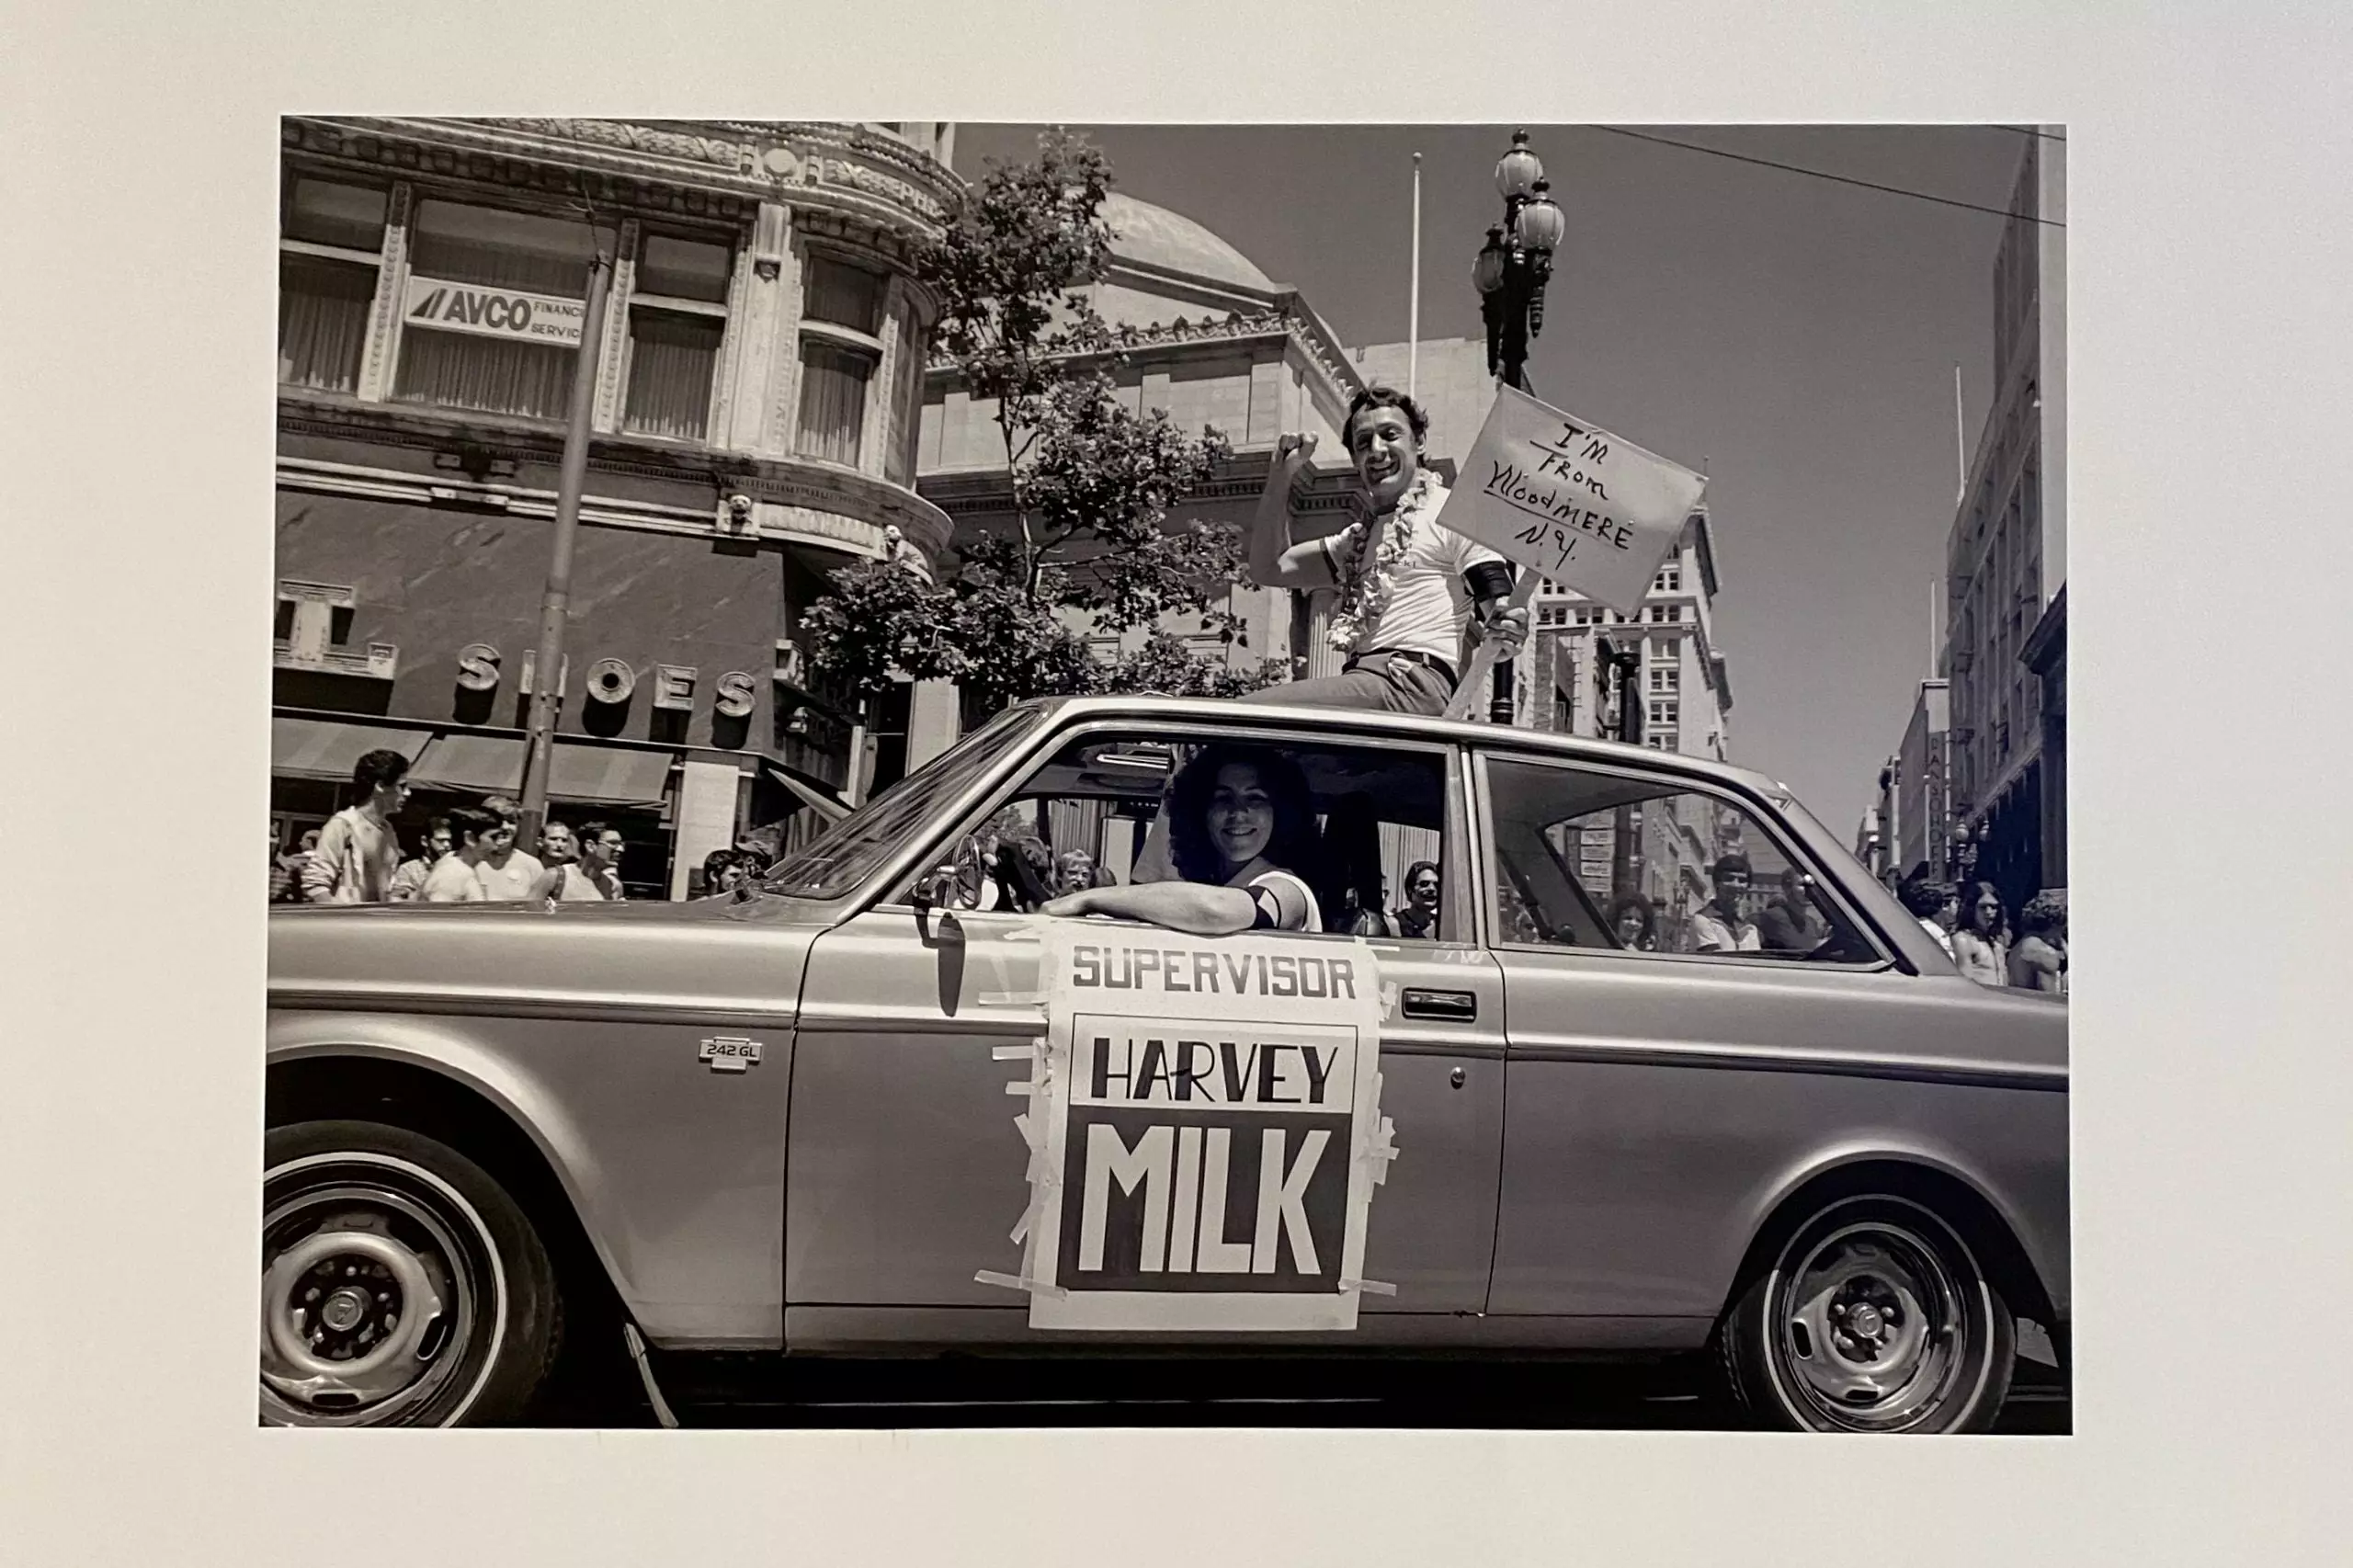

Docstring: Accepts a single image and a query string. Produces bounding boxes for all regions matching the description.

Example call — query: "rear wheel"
[1718,1193,2013,1433]
[261,1119,561,1427]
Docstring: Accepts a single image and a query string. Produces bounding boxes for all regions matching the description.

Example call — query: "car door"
[785,715,1506,1344]
[1472,746,2038,1331]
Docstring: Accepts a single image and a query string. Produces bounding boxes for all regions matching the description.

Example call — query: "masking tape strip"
[1378,983,1400,1020]
[1006,1080,1044,1096]
[992,1044,1040,1061]
[1338,1278,1398,1297]
[974,1269,1067,1299]
[977,992,1046,1007]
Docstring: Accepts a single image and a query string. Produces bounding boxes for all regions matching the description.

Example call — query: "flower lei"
[1327,469,1438,653]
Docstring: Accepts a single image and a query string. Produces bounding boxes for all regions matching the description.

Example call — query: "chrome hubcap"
[1777,1218,1968,1431]
[260,1153,494,1426]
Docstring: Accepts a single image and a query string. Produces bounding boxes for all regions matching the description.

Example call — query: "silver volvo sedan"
[264,696,2068,1433]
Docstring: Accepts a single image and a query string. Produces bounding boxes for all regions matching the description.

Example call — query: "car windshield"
[761,704,1049,899]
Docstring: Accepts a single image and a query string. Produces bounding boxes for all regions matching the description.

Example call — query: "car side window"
[1481,755,1881,965]
[898,726,1456,939]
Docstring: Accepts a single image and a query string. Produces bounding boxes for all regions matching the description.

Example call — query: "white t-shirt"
[421,856,489,903]
[1322,478,1503,665]
[1688,907,1761,953]
[1247,869,1324,934]
[474,848,545,902]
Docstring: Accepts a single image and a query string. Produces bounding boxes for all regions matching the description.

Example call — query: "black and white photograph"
[17,6,2353,1559]
[259,117,2071,1433]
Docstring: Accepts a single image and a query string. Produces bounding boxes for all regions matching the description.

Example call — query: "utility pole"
[517,241,616,853]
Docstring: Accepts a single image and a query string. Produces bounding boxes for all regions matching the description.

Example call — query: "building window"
[796,255,887,467]
[1645,733,1677,752]
[1654,564,1681,592]
[278,176,387,394]
[1649,665,1679,692]
[1649,699,1678,729]
[1651,635,1678,661]
[622,231,732,442]
[393,199,611,422]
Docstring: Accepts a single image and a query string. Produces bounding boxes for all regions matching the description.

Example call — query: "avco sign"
[403,276,587,346]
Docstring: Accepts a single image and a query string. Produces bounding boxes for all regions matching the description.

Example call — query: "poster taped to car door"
[982,922,1397,1331]
[1437,381,1708,617]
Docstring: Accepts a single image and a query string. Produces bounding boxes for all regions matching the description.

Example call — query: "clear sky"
[953,123,2043,841]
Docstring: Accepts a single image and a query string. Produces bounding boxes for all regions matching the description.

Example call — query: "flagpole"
[1407,153,1422,401]
[1952,362,1966,506]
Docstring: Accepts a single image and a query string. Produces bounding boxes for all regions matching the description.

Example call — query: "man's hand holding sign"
[1437,383,1710,721]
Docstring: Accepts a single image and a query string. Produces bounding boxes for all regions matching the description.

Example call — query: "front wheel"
[261,1120,561,1426]
[1718,1194,2014,1433]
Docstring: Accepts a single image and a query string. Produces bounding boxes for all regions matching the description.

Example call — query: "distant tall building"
[1940,129,2066,909]
[1501,509,1733,763]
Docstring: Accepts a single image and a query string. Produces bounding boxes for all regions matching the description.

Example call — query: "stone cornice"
[922,299,1362,403]
[284,116,960,247]
[278,395,950,560]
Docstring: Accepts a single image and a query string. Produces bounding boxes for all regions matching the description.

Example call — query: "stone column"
[1304,587,1344,678]
[355,182,414,403]
[862,275,907,478]
[718,202,793,454]
[591,217,640,435]
[906,678,961,771]
[670,757,745,900]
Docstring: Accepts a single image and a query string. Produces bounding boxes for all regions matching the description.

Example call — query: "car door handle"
[1399,988,1477,1022]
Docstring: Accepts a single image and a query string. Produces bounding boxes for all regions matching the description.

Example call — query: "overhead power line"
[1586,125,2066,228]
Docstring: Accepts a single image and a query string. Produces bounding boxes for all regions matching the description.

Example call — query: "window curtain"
[1045,797,1112,863]
[623,309,720,441]
[278,255,376,393]
[795,341,870,465]
[408,200,608,294]
[802,257,882,333]
[393,332,575,422]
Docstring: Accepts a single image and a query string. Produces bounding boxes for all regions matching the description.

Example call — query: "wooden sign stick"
[1441,571,1542,722]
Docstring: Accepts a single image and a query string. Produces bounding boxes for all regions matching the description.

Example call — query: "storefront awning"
[271,717,431,782]
[408,734,676,807]
[766,765,849,823]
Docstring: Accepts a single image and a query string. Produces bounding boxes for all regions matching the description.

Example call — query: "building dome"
[1101,192,1275,292]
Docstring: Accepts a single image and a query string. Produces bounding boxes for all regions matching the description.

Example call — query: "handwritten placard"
[1435,382,1707,616]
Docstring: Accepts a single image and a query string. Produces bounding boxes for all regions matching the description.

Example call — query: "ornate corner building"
[270,117,961,895]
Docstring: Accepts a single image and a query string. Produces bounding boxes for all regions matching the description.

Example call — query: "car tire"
[261,1119,562,1427]
[1717,1192,2014,1434]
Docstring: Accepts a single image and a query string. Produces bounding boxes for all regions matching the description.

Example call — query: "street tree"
[803,129,1285,727]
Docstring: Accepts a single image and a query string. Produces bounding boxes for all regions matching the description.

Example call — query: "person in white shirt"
[1244,385,1529,715]
[528,821,627,903]
[471,795,546,903]
[1686,854,1762,954]
[1042,745,1322,936]
[1899,876,1959,961]
[388,816,453,902]
[301,749,411,903]
[420,807,497,902]
[1950,881,2009,987]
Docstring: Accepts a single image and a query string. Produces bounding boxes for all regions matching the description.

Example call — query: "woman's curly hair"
[1165,744,1325,892]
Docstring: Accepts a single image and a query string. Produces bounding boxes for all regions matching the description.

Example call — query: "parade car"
[263,695,2069,1433]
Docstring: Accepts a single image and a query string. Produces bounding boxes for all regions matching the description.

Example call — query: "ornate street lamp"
[1472,131,1568,723]
[1473,131,1566,392]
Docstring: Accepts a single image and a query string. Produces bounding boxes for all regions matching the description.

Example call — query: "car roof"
[1020,694,1794,802]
